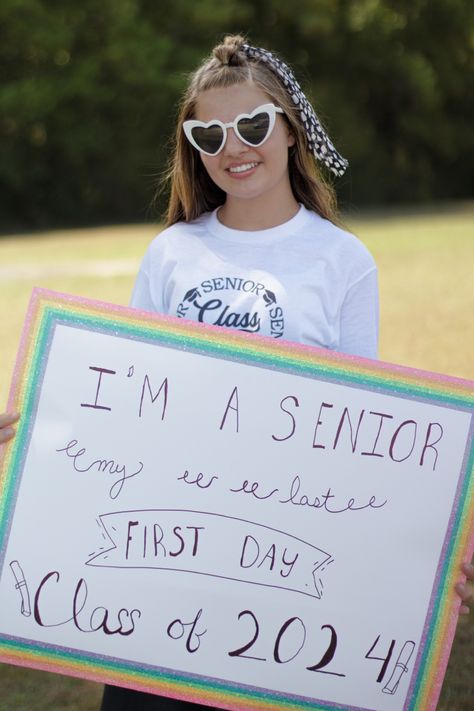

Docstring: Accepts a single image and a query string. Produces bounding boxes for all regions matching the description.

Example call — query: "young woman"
[0,35,472,710]
[129,36,378,360]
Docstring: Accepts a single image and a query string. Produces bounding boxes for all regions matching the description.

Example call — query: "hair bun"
[212,34,246,66]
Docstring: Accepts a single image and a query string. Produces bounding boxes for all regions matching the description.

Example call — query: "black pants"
[101,685,215,710]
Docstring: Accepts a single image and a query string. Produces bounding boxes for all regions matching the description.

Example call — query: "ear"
[287,130,296,148]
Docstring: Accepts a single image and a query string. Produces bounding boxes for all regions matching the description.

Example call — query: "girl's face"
[193,83,296,213]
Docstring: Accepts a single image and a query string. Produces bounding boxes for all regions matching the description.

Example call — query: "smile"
[228,162,259,174]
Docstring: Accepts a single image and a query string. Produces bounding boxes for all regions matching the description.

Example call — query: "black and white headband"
[241,43,348,177]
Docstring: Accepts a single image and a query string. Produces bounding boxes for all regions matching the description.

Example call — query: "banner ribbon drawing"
[87,509,334,600]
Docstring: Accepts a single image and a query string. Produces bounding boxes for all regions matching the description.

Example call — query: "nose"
[223,127,247,155]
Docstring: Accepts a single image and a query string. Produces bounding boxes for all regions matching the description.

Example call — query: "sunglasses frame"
[183,103,284,156]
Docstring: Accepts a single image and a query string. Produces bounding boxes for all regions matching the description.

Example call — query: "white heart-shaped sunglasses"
[183,103,284,156]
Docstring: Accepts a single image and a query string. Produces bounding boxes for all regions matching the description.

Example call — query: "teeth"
[229,162,258,173]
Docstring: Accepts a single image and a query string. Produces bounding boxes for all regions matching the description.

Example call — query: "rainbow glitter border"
[0,287,473,711]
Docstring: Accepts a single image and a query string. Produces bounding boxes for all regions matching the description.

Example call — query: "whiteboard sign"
[0,289,473,711]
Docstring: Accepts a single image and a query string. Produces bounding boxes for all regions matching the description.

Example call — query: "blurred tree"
[229,0,474,205]
[1,0,180,226]
[0,0,472,228]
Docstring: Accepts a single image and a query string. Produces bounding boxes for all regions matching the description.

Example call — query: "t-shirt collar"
[207,204,313,244]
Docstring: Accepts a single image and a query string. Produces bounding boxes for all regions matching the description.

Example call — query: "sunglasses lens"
[191,125,224,154]
[237,112,271,145]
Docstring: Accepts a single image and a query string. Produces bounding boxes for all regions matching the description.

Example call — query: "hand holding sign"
[456,562,474,615]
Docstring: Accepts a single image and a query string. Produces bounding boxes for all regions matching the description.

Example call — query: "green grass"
[0,224,156,407]
[348,202,474,381]
[0,665,102,710]
[0,204,473,709]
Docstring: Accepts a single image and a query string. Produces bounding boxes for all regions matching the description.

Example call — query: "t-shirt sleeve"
[129,247,164,313]
[338,267,379,359]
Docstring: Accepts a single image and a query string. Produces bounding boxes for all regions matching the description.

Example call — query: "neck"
[218,191,299,231]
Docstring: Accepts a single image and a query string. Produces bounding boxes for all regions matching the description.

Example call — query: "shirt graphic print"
[175,275,286,338]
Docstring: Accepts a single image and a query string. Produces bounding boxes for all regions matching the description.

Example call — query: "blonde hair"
[163,35,340,226]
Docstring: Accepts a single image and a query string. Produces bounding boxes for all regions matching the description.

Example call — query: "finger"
[462,562,474,581]
[0,412,20,429]
[459,605,470,615]
[456,582,473,606]
[0,426,16,445]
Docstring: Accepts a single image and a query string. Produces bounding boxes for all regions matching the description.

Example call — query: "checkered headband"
[242,43,348,177]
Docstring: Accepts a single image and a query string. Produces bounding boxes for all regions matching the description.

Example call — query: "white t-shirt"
[131,205,379,358]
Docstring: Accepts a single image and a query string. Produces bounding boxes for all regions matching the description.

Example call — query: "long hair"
[163,35,340,227]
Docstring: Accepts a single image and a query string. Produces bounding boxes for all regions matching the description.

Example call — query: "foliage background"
[1,0,473,230]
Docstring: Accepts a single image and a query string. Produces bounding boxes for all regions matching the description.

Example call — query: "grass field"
[0,203,473,709]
